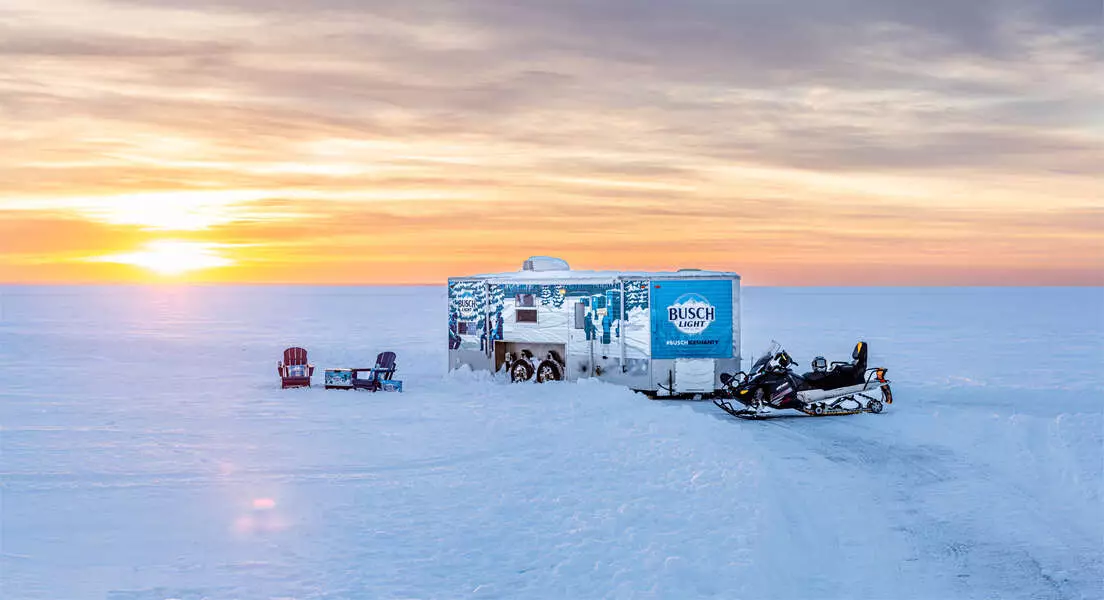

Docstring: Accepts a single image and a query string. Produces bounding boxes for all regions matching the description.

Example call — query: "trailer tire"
[535,360,563,383]
[510,359,535,383]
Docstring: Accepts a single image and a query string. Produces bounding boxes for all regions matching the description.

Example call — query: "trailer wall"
[448,273,740,394]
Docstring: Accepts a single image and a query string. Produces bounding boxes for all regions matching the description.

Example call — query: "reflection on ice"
[233,497,286,536]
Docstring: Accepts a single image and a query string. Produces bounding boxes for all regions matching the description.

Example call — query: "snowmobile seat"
[800,356,833,389]
[827,341,867,386]
[850,342,868,372]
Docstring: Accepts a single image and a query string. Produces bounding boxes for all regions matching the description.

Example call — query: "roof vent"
[522,256,570,271]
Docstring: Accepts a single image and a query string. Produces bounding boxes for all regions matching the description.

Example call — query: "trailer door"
[567,299,593,377]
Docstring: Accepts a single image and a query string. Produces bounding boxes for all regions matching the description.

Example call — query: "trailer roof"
[449,268,740,283]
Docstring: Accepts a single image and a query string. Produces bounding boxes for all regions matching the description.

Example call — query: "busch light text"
[668,305,715,331]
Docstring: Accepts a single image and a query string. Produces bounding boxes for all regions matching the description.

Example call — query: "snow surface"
[1,286,1101,600]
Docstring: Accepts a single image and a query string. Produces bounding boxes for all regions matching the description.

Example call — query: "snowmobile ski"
[712,398,764,419]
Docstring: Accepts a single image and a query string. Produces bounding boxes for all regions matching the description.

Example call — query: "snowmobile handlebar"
[720,371,748,389]
[775,351,794,369]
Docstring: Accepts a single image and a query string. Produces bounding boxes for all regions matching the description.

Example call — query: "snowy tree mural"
[488,284,505,310]
[625,280,649,311]
[551,287,567,309]
[473,281,487,309]
[447,282,459,315]
[622,280,651,359]
[540,286,554,306]
[448,281,489,350]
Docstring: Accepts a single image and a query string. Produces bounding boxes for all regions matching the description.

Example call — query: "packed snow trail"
[1,286,1100,599]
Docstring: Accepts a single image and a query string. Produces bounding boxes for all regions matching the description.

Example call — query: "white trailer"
[448,257,741,396]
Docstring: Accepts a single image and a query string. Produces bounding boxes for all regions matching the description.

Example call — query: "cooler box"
[324,369,353,389]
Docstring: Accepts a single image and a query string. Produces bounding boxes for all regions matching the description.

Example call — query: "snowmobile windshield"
[749,341,782,374]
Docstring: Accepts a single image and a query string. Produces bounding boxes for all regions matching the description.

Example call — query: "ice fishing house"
[448,257,741,396]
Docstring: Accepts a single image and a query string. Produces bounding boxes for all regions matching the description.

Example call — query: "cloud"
[0,28,242,59]
[0,0,1100,283]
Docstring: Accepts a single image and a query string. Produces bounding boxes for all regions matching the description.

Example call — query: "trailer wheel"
[510,359,535,383]
[535,360,563,383]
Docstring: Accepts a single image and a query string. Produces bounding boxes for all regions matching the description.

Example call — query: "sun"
[92,240,234,276]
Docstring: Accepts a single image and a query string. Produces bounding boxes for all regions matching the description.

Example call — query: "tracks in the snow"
[735,408,1096,599]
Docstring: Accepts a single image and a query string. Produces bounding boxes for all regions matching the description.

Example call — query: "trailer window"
[515,293,536,307]
[574,302,586,329]
[516,308,538,323]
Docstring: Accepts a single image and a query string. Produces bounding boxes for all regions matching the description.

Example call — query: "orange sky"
[1,0,1101,285]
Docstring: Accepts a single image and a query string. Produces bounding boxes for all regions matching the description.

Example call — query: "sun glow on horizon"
[90,240,235,276]
[0,0,1100,286]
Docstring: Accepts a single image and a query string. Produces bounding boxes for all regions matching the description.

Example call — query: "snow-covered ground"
[1,286,1100,600]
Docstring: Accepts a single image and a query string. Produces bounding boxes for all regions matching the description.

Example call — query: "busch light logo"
[652,281,731,359]
[667,293,715,335]
[456,292,478,319]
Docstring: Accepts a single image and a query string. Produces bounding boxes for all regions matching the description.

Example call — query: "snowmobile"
[713,341,893,419]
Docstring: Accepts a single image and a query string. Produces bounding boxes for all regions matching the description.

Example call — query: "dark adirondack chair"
[354,352,397,391]
[278,347,314,389]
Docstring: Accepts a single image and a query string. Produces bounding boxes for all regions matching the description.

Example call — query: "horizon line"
[1,282,1101,288]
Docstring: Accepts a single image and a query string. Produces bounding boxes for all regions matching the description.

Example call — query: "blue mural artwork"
[624,280,649,312]
[448,312,460,349]
[650,280,733,359]
[448,280,487,350]
[449,279,653,358]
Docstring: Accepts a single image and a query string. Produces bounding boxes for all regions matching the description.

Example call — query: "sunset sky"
[0,0,1100,285]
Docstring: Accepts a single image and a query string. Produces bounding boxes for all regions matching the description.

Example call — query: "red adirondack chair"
[278,347,314,389]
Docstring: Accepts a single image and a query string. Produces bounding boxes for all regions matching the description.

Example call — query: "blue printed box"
[324,369,353,389]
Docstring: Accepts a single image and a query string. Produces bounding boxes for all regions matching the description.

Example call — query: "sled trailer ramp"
[674,359,715,394]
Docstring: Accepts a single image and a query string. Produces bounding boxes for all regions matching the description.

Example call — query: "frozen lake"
[1,286,1101,599]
